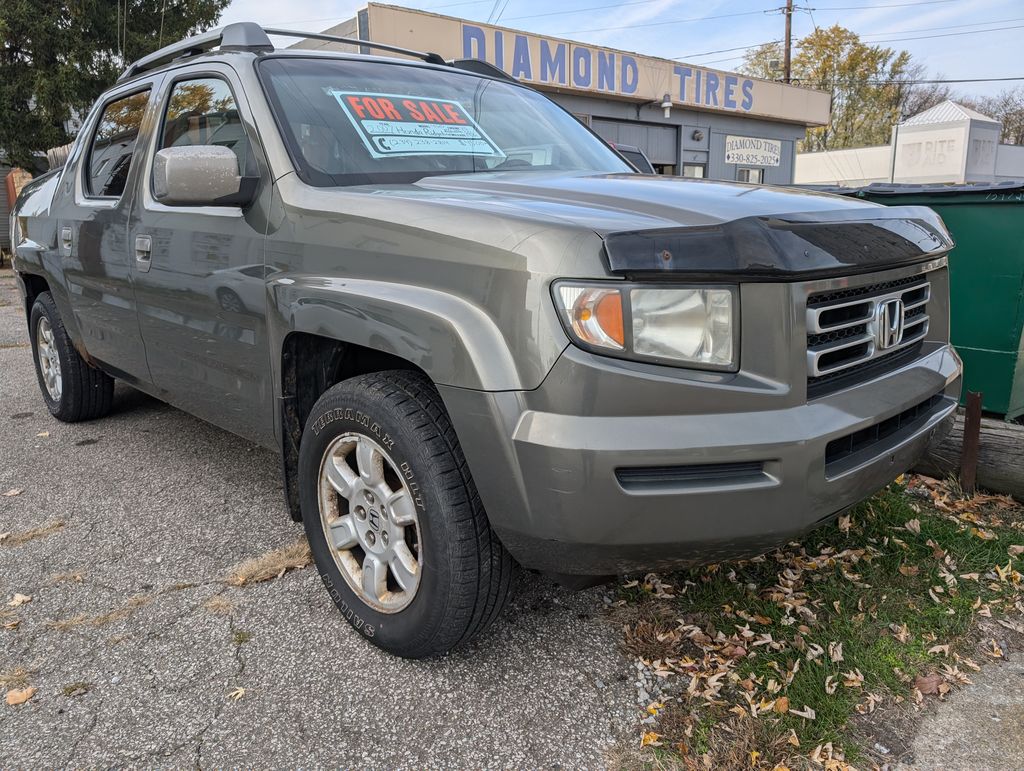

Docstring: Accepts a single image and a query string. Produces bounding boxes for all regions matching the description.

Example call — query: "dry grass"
[62,681,92,697]
[48,594,153,631]
[204,595,234,615]
[49,571,85,584]
[226,538,311,586]
[1,520,65,546]
[0,667,35,689]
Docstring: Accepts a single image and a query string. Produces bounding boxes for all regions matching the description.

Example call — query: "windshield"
[258,57,633,186]
[618,149,654,174]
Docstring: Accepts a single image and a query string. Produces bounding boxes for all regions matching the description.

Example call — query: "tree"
[0,0,230,169]
[742,25,942,151]
[962,87,1024,145]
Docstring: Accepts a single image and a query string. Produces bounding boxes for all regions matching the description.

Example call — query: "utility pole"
[783,0,793,84]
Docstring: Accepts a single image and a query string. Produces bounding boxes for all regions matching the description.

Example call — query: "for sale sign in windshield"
[331,91,505,159]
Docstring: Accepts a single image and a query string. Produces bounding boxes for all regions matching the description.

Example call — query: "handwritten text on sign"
[332,91,504,159]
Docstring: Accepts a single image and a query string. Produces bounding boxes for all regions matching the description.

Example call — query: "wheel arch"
[277,331,434,521]
[19,271,51,324]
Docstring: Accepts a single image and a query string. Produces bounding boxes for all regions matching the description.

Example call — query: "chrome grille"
[806,277,931,382]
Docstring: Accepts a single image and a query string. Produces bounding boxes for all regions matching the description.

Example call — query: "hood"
[411,172,952,278]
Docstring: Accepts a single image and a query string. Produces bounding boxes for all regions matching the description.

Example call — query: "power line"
[554,8,777,36]
[504,0,728,22]
[677,18,1024,61]
[811,0,956,8]
[870,22,1024,45]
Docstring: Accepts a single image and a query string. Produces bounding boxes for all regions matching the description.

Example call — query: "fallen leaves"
[5,687,36,706]
[789,705,816,721]
[626,475,1024,768]
[7,594,31,607]
[2,488,23,497]
[913,672,944,696]
[841,669,864,689]
[639,730,661,747]
[228,686,246,701]
[828,641,844,663]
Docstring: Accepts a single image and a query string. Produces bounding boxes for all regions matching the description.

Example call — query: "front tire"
[29,292,114,422]
[298,370,514,658]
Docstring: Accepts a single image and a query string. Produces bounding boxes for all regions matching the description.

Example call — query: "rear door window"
[86,90,152,197]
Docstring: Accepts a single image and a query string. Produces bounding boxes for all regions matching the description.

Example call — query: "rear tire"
[29,292,114,422]
[298,370,515,658]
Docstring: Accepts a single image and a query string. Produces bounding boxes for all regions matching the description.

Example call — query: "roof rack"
[118,21,450,82]
[263,28,447,65]
[119,22,274,81]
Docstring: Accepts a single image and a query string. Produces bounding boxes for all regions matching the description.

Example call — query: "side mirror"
[153,145,257,206]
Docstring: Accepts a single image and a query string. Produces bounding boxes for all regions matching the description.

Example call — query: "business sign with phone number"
[724,135,781,167]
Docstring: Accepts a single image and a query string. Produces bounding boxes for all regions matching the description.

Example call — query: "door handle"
[135,234,153,273]
[60,227,72,256]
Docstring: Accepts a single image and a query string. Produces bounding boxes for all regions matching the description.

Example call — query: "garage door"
[591,119,678,165]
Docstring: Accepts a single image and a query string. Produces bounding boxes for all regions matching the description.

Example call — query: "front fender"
[268,276,552,391]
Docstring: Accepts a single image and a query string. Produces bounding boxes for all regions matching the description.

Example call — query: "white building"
[794,100,1024,186]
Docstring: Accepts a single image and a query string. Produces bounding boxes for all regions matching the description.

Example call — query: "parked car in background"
[11,24,961,658]
[608,142,656,174]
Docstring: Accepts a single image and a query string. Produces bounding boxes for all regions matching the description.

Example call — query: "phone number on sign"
[725,152,779,165]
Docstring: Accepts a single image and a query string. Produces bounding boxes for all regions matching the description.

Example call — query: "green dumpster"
[807,182,1024,419]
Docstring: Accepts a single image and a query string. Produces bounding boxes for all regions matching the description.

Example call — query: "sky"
[220,0,1024,100]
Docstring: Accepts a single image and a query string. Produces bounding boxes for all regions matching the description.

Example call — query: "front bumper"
[441,343,961,576]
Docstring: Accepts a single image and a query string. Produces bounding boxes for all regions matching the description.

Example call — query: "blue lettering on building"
[673,65,692,101]
[597,51,615,91]
[572,46,592,88]
[741,79,754,111]
[462,24,756,112]
[540,40,567,84]
[462,24,485,59]
[724,75,738,109]
[621,55,638,94]
[494,30,504,71]
[704,72,719,106]
[511,34,532,79]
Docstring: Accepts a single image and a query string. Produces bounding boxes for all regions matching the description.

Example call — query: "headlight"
[553,282,738,370]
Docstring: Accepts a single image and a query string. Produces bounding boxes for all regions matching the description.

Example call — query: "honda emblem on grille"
[876,298,905,349]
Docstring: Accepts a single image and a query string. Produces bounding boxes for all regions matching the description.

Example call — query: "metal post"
[783,0,793,84]
[960,391,983,496]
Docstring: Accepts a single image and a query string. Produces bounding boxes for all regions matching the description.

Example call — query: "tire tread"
[30,292,114,423]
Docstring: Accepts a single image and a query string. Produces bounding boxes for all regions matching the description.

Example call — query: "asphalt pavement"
[0,268,635,767]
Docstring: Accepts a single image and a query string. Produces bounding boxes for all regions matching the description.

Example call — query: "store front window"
[736,167,764,184]
[682,163,705,178]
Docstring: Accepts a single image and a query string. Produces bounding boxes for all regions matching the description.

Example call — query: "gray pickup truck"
[11,23,962,657]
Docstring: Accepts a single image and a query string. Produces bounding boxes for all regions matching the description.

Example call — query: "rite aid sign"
[725,136,782,167]
[358,4,831,126]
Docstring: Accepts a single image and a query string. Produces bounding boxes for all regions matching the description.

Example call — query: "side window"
[159,78,252,175]
[86,90,151,197]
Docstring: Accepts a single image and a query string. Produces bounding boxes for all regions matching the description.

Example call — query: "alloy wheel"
[317,433,423,613]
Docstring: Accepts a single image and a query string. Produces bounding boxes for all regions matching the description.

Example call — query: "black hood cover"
[603,205,952,279]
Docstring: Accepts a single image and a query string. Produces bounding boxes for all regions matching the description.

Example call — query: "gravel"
[0,269,635,767]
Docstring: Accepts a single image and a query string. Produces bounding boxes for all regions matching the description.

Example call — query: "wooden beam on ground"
[915,410,1024,501]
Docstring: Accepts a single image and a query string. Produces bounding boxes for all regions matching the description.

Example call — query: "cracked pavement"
[0,268,635,767]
